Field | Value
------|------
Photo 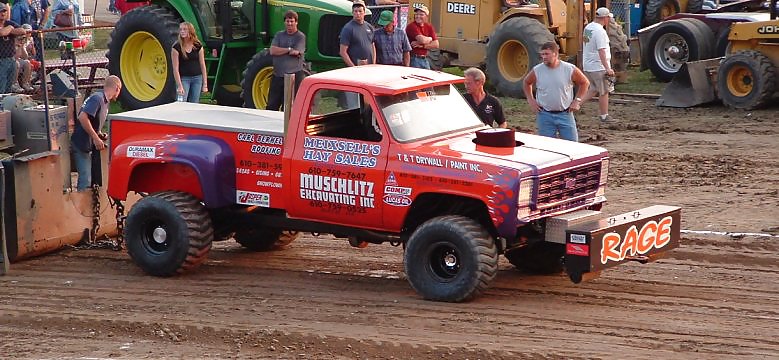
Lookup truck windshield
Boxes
[376,84,484,142]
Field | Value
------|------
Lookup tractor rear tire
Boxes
[717,50,777,110]
[646,18,714,82]
[504,242,565,274]
[108,5,179,110]
[404,215,498,302]
[643,0,680,27]
[125,191,214,276]
[486,17,554,98]
[241,50,275,109]
[234,229,300,251]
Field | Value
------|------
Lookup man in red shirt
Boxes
[404,4,438,69]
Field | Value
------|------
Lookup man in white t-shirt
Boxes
[581,7,615,122]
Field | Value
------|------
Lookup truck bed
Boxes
[109,102,285,135]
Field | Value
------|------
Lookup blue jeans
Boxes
[73,149,92,191]
[410,56,430,69]
[181,75,203,103]
[0,58,17,93]
[536,110,578,142]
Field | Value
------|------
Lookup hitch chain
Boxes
[75,185,122,251]
[109,196,125,251]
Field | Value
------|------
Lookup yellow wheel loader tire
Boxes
[486,17,554,98]
[646,18,714,82]
[643,0,680,27]
[717,50,777,110]
[240,50,274,109]
[108,5,179,110]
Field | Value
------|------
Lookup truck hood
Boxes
[418,132,608,175]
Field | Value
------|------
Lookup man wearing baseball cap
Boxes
[581,7,616,122]
[339,0,376,67]
[373,10,411,66]
[405,4,438,69]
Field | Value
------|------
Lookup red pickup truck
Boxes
[108,65,681,302]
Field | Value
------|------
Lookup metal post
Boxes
[283,73,296,135]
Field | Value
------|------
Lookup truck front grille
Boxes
[536,162,601,215]
[318,15,351,57]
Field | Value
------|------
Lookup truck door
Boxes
[288,86,389,229]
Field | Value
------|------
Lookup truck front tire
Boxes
[404,215,498,302]
[125,191,214,276]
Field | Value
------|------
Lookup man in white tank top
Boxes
[522,41,590,142]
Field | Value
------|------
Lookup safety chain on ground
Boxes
[70,186,123,251]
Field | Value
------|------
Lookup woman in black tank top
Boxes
[171,22,208,103]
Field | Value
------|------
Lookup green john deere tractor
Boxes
[108,0,353,109]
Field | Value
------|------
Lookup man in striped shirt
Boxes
[373,10,410,66]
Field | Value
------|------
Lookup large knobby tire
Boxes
[125,191,214,276]
[234,229,300,251]
[427,49,448,71]
[646,18,714,82]
[107,5,179,110]
[717,50,777,110]
[643,0,680,27]
[240,50,274,109]
[404,215,498,302]
[715,28,731,59]
[504,242,565,274]
[486,17,554,98]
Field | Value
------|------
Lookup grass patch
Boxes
[613,66,666,95]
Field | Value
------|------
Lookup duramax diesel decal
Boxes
[600,216,674,264]
[302,137,381,168]
[383,172,413,207]
[126,145,156,159]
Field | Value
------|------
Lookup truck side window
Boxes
[306,89,382,142]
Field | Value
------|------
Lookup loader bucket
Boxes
[656,57,723,108]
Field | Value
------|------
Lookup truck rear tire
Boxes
[241,50,274,109]
[486,17,554,98]
[643,0,680,27]
[234,229,300,251]
[125,191,214,276]
[717,50,777,110]
[504,242,565,274]
[108,5,179,110]
[404,215,498,302]
[646,18,714,82]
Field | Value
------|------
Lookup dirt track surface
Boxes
[2,100,779,359]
